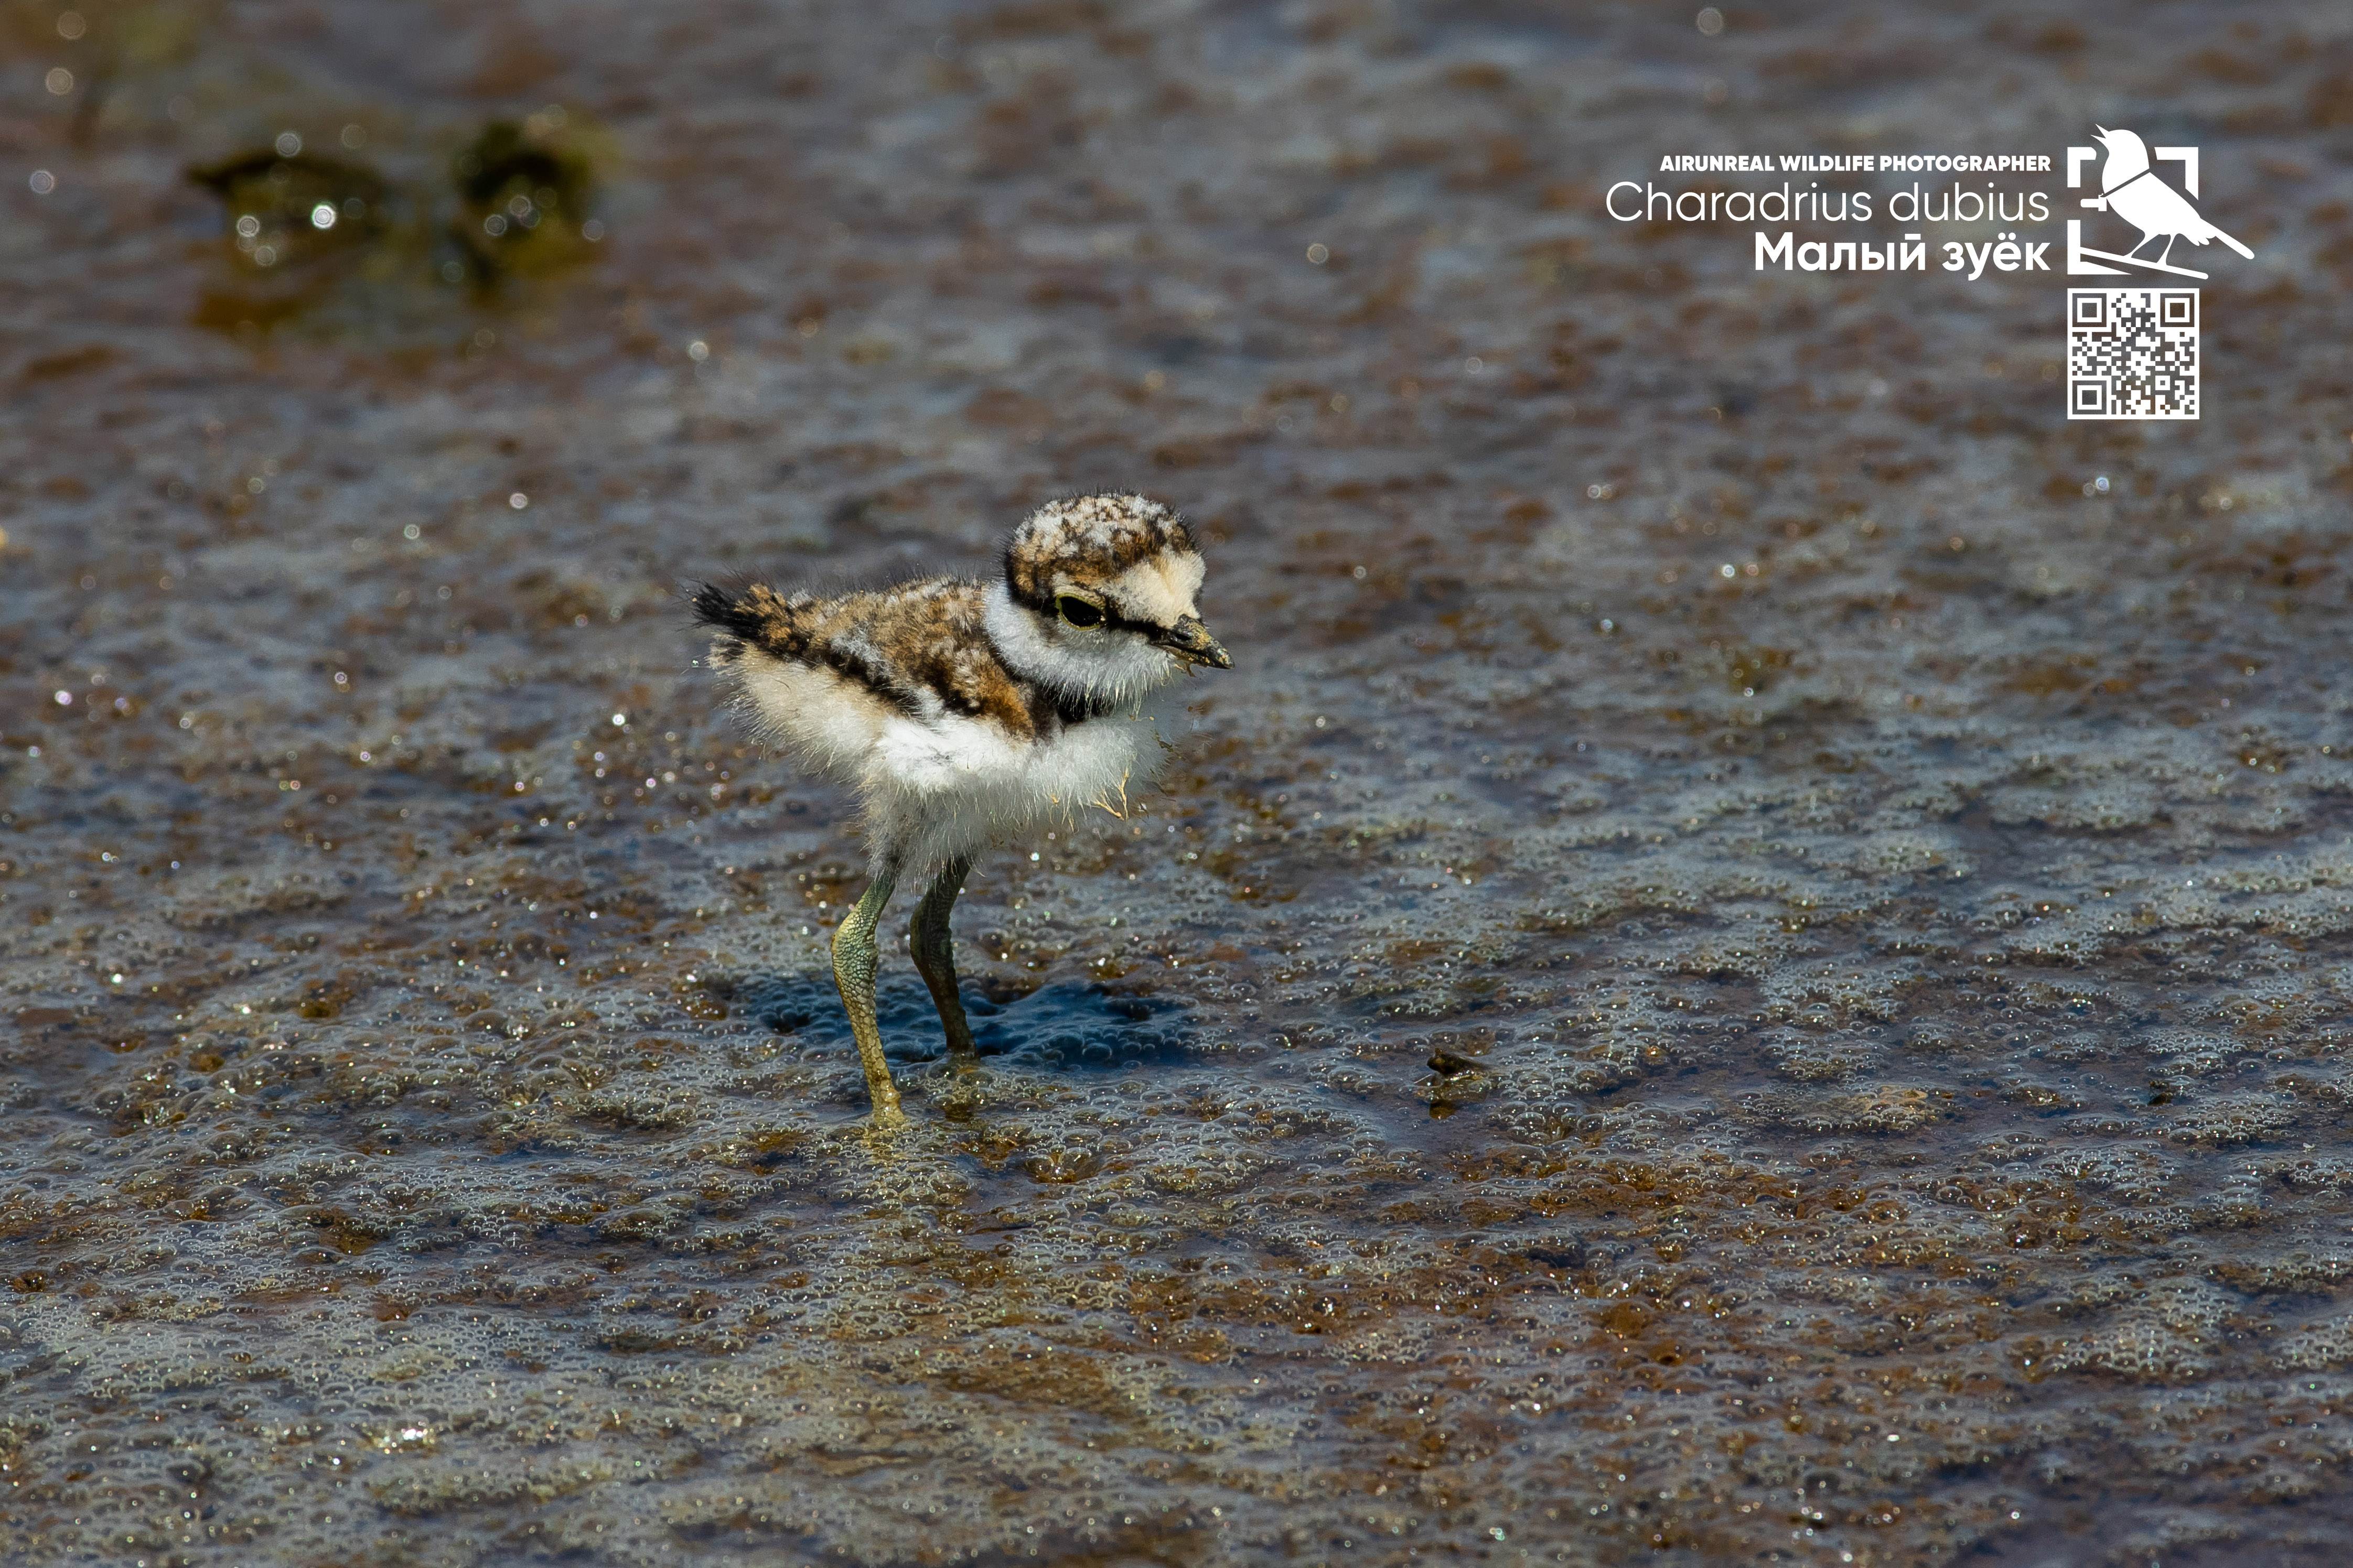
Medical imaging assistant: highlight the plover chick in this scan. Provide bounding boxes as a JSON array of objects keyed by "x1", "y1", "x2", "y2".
[{"x1": 693, "y1": 493, "x2": 1230, "y2": 1126}]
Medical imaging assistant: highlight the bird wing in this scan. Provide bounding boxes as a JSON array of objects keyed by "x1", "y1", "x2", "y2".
[
  {"x1": 2116, "y1": 180, "x2": 2250, "y2": 255},
  {"x1": 2113, "y1": 180, "x2": 2204, "y2": 236}
]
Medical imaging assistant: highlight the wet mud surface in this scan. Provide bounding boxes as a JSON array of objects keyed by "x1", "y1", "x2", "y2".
[{"x1": 8, "y1": 2, "x2": 2353, "y2": 1564}]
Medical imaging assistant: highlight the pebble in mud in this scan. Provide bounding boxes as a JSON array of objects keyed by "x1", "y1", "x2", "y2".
[{"x1": 5, "y1": 3, "x2": 2353, "y2": 1566}]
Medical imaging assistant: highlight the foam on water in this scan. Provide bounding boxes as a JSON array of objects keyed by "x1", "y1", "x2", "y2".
[{"x1": 6, "y1": 2, "x2": 2353, "y2": 1564}]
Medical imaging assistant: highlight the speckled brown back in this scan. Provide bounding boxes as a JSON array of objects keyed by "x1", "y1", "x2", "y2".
[{"x1": 694, "y1": 577, "x2": 1075, "y2": 737}]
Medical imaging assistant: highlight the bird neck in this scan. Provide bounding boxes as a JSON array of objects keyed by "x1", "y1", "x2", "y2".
[
  {"x1": 980, "y1": 579, "x2": 1171, "y2": 719},
  {"x1": 2100, "y1": 147, "x2": 2148, "y2": 186}
]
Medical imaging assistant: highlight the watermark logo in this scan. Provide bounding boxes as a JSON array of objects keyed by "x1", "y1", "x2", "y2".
[
  {"x1": 2067, "y1": 288, "x2": 2197, "y2": 420},
  {"x1": 2063, "y1": 128, "x2": 2249, "y2": 421},
  {"x1": 1599, "y1": 136, "x2": 2259, "y2": 423},
  {"x1": 2067, "y1": 129, "x2": 2250, "y2": 279}
]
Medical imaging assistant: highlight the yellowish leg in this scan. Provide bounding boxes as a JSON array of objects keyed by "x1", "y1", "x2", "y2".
[
  {"x1": 910, "y1": 856, "x2": 977, "y2": 1064},
  {"x1": 831, "y1": 867, "x2": 904, "y2": 1126}
]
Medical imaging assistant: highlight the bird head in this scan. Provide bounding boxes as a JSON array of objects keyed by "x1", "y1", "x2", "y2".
[
  {"x1": 992, "y1": 493, "x2": 1230, "y2": 704},
  {"x1": 2093, "y1": 126, "x2": 2150, "y2": 166}
]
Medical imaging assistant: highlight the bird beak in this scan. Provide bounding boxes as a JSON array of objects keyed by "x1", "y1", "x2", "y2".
[{"x1": 1154, "y1": 615, "x2": 1231, "y2": 669}]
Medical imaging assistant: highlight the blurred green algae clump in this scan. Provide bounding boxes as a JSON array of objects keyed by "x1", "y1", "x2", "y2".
[
  {"x1": 447, "y1": 111, "x2": 604, "y2": 284},
  {"x1": 188, "y1": 143, "x2": 390, "y2": 259},
  {"x1": 184, "y1": 109, "x2": 606, "y2": 336}
]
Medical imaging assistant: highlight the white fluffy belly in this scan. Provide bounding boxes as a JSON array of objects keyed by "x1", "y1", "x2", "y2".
[
  {"x1": 865, "y1": 707, "x2": 1161, "y2": 870},
  {"x1": 734, "y1": 650, "x2": 1168, "y2": 871}
]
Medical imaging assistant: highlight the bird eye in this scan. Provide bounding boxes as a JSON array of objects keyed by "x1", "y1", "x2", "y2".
[{"x1": 1056, "y1": 596, "x2": 1103, "y2": 628}]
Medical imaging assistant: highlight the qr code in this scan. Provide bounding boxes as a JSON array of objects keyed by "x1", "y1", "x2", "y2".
[{"x1": 2068, "y1": 288, "x2": 2198, "y2": 420}]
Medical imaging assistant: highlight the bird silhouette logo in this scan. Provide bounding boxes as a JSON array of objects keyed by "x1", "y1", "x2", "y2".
[{"x1": 2068, "y1": 128, "x2": 2252, "y2": 279}]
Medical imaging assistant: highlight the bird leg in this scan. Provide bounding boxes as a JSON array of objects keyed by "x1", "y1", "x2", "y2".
[
  {"x1": 909, "y1": 855, "x2": 979, "y2": 1066},
  {"x1": 2156, "y1": 232, "x2": 2177, "y2": 268},
  {"x1": 831, "y1": 863, "x2": 904, "y2": 1126}
]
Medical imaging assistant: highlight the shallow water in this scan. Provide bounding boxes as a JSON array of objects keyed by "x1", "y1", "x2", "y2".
[{"x1": 7, "y1": 2, "x2": 2353, "y2": 1563}]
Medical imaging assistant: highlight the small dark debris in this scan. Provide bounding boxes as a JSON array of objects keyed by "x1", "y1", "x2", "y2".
[{"x1": 1428, "y1": 1049, "x2": 1481, "y2": 1076}]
